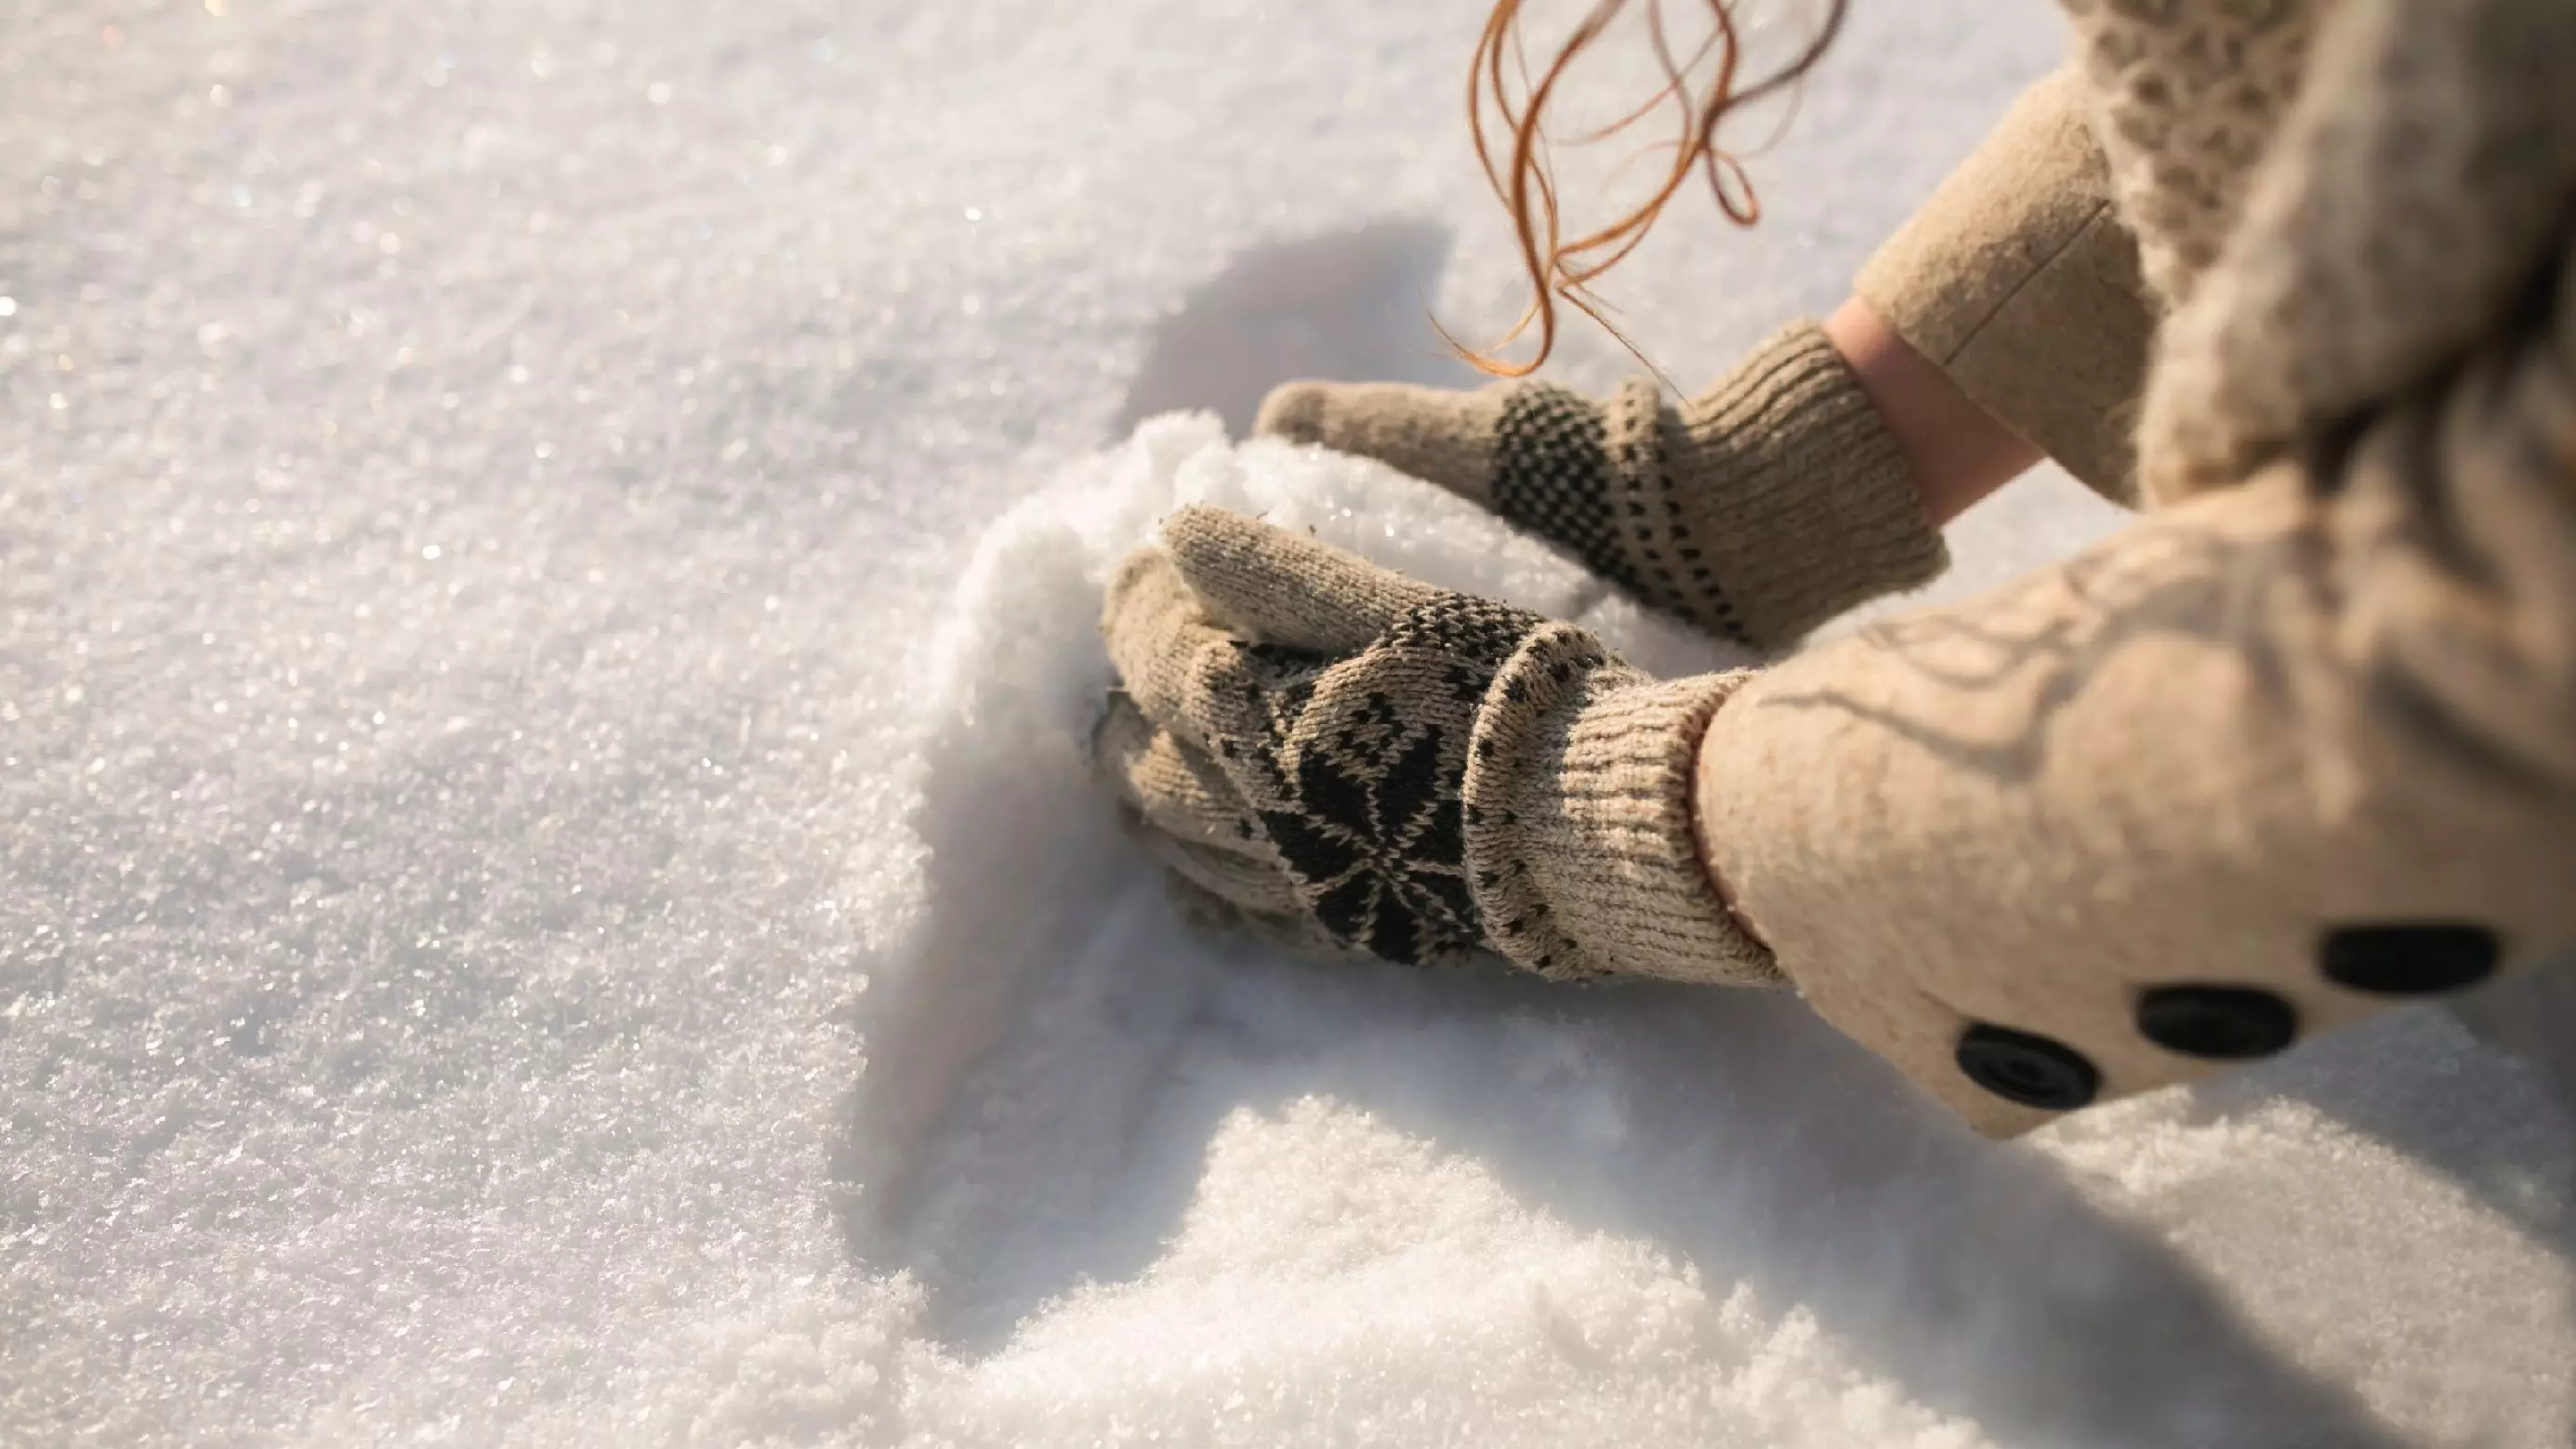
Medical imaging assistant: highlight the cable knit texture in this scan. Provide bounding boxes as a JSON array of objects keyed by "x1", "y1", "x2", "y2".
[
  {"x1": 1257, "y1": 322, "x2": 1944, "y2": 649},
  {"x1": 2055, "y1": 0, "x2": 2318, "y2": 310},
  {"x1": 1096, "y1": 505, "x2": 1771, "y2": 984},
  {"x1": 2130, "y1": 0, "x2": 2576, "y2": 502},
  {"x1": 2056, "y1": 0, "x2": 2576, "y2": 504}
]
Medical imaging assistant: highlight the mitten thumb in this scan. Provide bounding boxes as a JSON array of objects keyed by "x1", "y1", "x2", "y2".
[
  {"x1": 1254, "y1": 379, "x2": 1510, "y2": 507},
  {"x1": 1156, "y1": 505, "x2": 1447, "y2": 655}
]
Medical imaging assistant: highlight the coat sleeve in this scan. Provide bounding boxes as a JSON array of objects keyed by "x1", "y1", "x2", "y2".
[
  {"x1": 1855, "y1": 67, "x2": 2158, "y2": 507},
  {"x1": 1695, "y1": 232, "x2": 2576, "y2": 1138}
]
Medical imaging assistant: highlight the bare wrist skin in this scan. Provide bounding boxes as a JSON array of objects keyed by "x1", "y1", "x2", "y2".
[
  {"x1": 1688, "y1": 295, "x2": 2039, "y2": 948},
  {"x1": 1823, "y1": 295, "x2": 2040, "y2": 527}
]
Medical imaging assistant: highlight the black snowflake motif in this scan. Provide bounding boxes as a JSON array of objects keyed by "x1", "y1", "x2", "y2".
[{"x1": 1251, "y1": 695, "x2": 1479, "y2": 967}]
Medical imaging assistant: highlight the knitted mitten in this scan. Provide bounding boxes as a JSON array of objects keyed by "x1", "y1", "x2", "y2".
[
  {"x1": 1252, "y1": 322, "x2": 1944, "y2": 649},
  {"x1": 1096, "y1": 504, "x2": 1777, "y2": 986}
]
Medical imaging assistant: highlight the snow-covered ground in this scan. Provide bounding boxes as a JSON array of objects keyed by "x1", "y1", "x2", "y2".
[{"x1": 4, "y1": 1, "x2": 2571, "y2": 1444}]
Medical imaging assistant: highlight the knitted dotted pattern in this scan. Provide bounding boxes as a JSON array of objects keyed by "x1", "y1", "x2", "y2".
[
  {"x1": 1490, "y1": 386, "x2": 1626, "y2": 586},
  {"x1": 1460, "y1": 626, "x2": 1625, "y2": 981},
  {"x1": 1493, "y1": 380, "x2": 1750, "y2": 643}
]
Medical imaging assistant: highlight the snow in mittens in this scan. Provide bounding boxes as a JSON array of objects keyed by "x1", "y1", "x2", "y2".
[{"x1": 3, "y1": 1, "x2": 2571, "y2": 1446}]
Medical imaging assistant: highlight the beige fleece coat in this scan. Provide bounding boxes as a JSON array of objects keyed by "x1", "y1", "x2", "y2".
[{"x1": 1706, "y1": 0, "x2": 2576, "y2": 1135}]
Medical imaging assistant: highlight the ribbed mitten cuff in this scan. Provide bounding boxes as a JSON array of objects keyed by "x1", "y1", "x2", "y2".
[
  {"x1": 1463, "y1": 631, "x2": 1779, "y2": 986},
  {"x1": 1657, "y1": 322, "x2": 1950, "y2": 647}
]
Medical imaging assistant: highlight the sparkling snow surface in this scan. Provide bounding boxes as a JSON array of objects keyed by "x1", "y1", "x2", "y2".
[{"x1": 4, "y1": 2, "x2": 2573, "y2": 1445}]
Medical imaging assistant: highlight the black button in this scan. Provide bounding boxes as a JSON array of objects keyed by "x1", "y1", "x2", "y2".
[
  {"x1": 2319, "y1": 924, "x2": 2500, "y2": 995},
  {"x1": 2136, "y1": 985, "x2": 2298, "y2": 1060},
  {"x1": 1956, "y1": 1024, "x2": 2099, "y2": 1111}
]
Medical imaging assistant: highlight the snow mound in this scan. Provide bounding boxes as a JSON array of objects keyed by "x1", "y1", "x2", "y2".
[{"x1": 862, "y1": 419, "x2": 2576, "y2": 1446}]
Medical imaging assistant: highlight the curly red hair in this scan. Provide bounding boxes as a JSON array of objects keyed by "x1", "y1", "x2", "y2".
[{"x1": 1454, "y1": 0, "x2": 1849, "y2": 376}]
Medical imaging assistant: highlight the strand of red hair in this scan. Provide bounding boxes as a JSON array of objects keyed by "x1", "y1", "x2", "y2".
[{"x1": 1447, "y1": 0, "x2": 1850, "y2": 378}]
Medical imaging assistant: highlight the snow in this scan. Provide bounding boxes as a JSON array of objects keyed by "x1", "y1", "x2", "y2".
[{"x1": 3, "y1": 1, "x2": 2571, "y2": 1445}]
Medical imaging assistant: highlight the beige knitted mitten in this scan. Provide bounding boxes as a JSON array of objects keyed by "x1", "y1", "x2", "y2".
[
  {"x1": 1097, "y1": 504, "x2": 1777, "y2": 986},
  {"x1": 1252, "y1": 322, "x2": 1944, "y2": 649}
]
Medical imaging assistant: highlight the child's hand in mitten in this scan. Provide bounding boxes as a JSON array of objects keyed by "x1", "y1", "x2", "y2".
[
  {"x1": 1095, "y1": 504, "x2": 1776, "y2": 986},
  {"x1": 1253, "y1": 323, "x2": 1945, "y2": 649}
]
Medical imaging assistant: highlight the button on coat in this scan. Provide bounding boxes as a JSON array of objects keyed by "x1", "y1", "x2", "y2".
[
  {"x1": 2320, "y1": 925, "x2": 2502, "y2": 995},
  {"x1": 2136, "y1": 985, "x2": 2300, "y2": 1060},
  {"x1": 1956, "y1": 1024, "x2": 2101, "y2": 1110}
]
